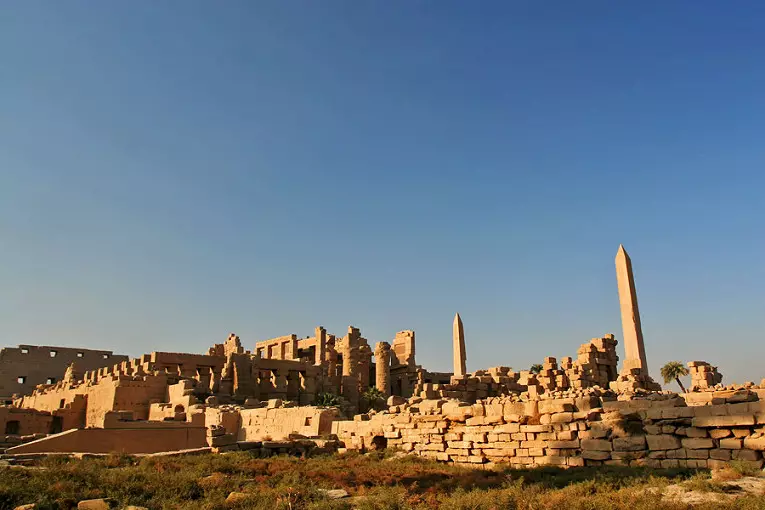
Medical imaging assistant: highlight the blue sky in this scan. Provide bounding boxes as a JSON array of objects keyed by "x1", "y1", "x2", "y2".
[{"x1": 1, "y1": 1, "x2": 763, "y2": 385}]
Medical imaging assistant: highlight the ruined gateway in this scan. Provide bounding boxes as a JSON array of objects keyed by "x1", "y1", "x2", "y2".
[{"x1": 2, "y1": 246, "x2": 764, "y2": 471}]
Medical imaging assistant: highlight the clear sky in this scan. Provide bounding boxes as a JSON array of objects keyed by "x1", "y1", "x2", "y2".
[{"x1": 1, "y1": 2, "x2": 763, "y2": 386}]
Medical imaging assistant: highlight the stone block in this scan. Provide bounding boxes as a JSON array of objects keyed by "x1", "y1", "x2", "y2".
[
  {"x1": 681, "y1": 438, "x2": 713, "y2": 449},
  {"x1": 77, "y1": 500, "x2": 116, "y2": 510},
  {"x1": 709, "y1": 449, "x2": 731, "y2": 461},
  {"x1": 743, "y1": 437, "x2": 765, "y2": 451},
  {"x1": 686, "y1": 449, "x2": 709, "y2": 459},
  {"x1": 581, "y1": 439, "x2": 612, "y2": 451},
  {"x1": 733, "y1": 449, "x2": 762, "y2": 461},
  {"x1": 550, "y1": 412, "x2": 574, "y2": 424},
  {"x1": 582, "y1": 450, "x2": 611, "y2": 460},
  {"x1": 709, "y1": 429, "x2": 731, "y2": 439},
  {"x1": 685, "y1": 427, "x2": 708, "y2": 438},
  {"x1": 613, "y1": 436, "x2": 646, "y2": 452},
  {"x1": 692, "y1": 415, "x2": 755, "y2": 428},
  {"x1": 538, "y1": 400, "x2": 574, "y2": 414},
  {"x1": 547, "y1": 440, "x2": 580, "y2": 449},
  {"x1": 646, "y1": 435, "x2": 681, "y2": 450},
  {"x1": 719, "y1": 438, "x2": 742, "y2": 449},
  {"x1": 587, "y1": 425, "x2": 610, "y2": 439}
]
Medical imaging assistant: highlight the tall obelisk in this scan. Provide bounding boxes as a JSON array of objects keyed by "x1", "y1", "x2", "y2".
[
  {"x1": 453, "y1": 313, "x2": 467, "y2": 377},
  {"x1": 615, "y1": 245, "x2": 648, "y2": 372}
]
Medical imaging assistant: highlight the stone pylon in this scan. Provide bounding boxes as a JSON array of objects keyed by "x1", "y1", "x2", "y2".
[
  {"x1": 453, "y1": 313, "x2": 467, "y2": 377},
  {"x1": 615, "y1": 245, "x2": 648, "y2": 373}
]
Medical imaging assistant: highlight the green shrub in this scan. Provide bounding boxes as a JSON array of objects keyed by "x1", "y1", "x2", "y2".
[{"x1": 315, "y1": 392, "x2": 341, "y2": 407}]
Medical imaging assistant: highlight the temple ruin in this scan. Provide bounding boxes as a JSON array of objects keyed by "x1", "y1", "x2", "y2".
[{"x1": 1, "y1": 245, "x2": 763, "y2": 472}]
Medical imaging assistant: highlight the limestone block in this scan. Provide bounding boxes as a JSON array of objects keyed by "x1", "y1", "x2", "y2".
[
  {"x1": 732, "y1": 428, "x2": 752, "y2": 438},
  {"x1": 521, "y1": 425, "x2": 551, "y2": 433},
  {"x1": 582, "y1": 450, "x2": 611, "y2": 460},
  {"x1": 547, "y1": 440, "x2": 580, "y2": 449},
  {"x1": 613, "y1": 436, "x2": 647, "y2": 452},
  {"x1": 495, "y1": 423, "x2": 521, "y2": 433},
  {"x1": 646, "y1": 435, "x2": 681, "y2": 450},
  {"x1": 535, "y1": 455, "x2": 567, "y2": 466},
  {"x1": 709, "y1": 449, "x2": 731, "y2": 461},
  {"x1": 587, "y1": 425, "x2": 610, "y2": 439},
  {"x1": 743, "y1": 437, "x2": 765, "y2": 451},
  {"x1": 520, "y1": 440, "x2": 547, "y2": 449},
  {"x1": 733, "y1": 449, "x2": 762, "y2": 461},
  {"x1": 77, "y1": 500, "x2": 115, "y2": 510},
  {"x1": 581, "y1": 439, "x2": 612, "y2": 451},
  {"x1": 661, "y1": 407, "x2": 694, "y2": 419},
  {"x1": 644, "y1": 425, "x2": 662, "y2": 435},
  {"x1": 681, "y1": 438, "x2": 714, "y2": 449},
  {"x1": 686, "y1": 449, "x2": 709, "y2": 459},
  {"x1": 692, "y1": 415, "x2": 755, "y2": 428},
  {"x1": 709, "y1": 429, "x2": 732, "y2": 439},
  {"x1": 666, "y1": 448, "x2": 687, "y2": 459},
  {"x1": 550, "y1": 412, "x2": 574, "y2": 424},
  {"x1": 685, "y1": 427, "x2": 708, "y2": 438},
  {"x1": 209, "y1": 434, "x2": 236, "y2": 447},
  {"x1": 538, "y1": 400, "x2": 574, "y2": 414},
  {"x1": 612, "y1": 451, "x2": 646, "y2": 460}
]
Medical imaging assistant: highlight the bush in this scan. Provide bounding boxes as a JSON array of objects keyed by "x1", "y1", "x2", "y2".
[
  {"x1": 315, "y1": 392, "x2": 341, "y2": 407},
  {"x1": 361, "y1": 387, "x2": 386, "y2": 412}
]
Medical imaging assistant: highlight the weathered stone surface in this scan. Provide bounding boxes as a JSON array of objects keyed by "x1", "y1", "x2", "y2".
[
  {"x1": 225, "y1": 492, "x2": 252, "y2": 506},
  {"x1": 692, "y1": 415, "x2": 755, "y2": 428},
  {"x1": 615, "y1": 245, "x2": 647, "y2": 373},
  {"x1": 319, "y1": 489, "x2": 350, "y2": 500},
  {"x1": 613, "y1": 436, "x2": 646, "y2": 451},
  {"x1": 581, "y1": 439, "x2": 612, "y2": 451},
  {"x1": 452, "y1": 313, "x2": 467, "y2": 377},
  {"x1": 582, "y1": 450, "x2": 611, "y2": 460},
  {"x1": 646, "y1": 435, "x2": 682, "y2": 450},
  {"x1": 77, "y1": 500, "x2": 116, "y2": 510},
  {"x1": 681, "y1": 438, "x2": 714, "y2": 449},
  {"x1": 743, "y1": 437, "x2": 765, "y2": 451},
  {"x1": 719, "y1": 438, "x2": 743, "y2": 449}
]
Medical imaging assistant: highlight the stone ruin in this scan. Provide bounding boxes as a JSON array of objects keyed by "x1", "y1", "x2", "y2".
[
  {"x1": 1, "y1": 245, "x2": 763, "y2": 472},
  {"x1": 689, "y1": 361, "x2": 724, "y2": 391}
]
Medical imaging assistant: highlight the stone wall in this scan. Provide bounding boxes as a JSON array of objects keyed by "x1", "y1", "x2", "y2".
[
  {"x1": 236, "y1": 405, "x2": 340, "y2": 441},
  {"x1": 0, "y1": 345, "x2": 128, "y2": 402},
  {"x1": 1, "y1": 406, "x2": 54, "y2": 437},
  {"x1": 331, "y1": 391, "x2": 765, "y2": 470},
  {"x1": 5, "y1": 422, "x2": 207, "y2": 455}
]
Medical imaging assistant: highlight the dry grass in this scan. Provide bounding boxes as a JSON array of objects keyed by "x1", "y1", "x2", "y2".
[{"x1": 0, "y1": 451, "x2": 763, "y2": 510}]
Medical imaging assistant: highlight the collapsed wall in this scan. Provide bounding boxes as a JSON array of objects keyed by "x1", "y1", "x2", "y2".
[{"x1": 332, "y1": 388, "x2": 765, "y2": 470}]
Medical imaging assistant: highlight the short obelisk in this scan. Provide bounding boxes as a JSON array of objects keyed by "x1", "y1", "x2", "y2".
[
  {"x1": 453, "y1": 313, "x2": 467, "y2": 377},
  {"x1": 615, "y1": 245, "x2": 648, "y2": 372}
]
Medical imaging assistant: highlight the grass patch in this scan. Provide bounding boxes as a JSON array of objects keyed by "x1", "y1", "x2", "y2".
[{"x1": 0, "y1": 452, "x2": 762, "y2": 509}]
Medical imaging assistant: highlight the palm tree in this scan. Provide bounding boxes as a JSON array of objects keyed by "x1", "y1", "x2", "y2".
[
  {"x1": 660, "y1": 361, "x2": 689, "y2": 393},
  {"x1": 529, "y1": 364, "x2": 543, "y2": 375}
]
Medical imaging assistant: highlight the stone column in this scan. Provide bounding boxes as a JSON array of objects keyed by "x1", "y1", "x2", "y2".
[
  {"x1": 374, "y1": 342, "x2": 391, "y2": 396},
  {"x1": 358, "y1": 342, "x2": 372, "y2": 391},
  {"x1": 453, "y1": 313, "x2": 467, "y2": 377},
  {"x1": 314, "y1": 326, "x2": 327, "y2": 365},
  {"x1": 341, "y1": 327, "x2": 360, "y2": 408},
  {"x1": 615, "y1": 245, "x2": 648, "y2": 372}
]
